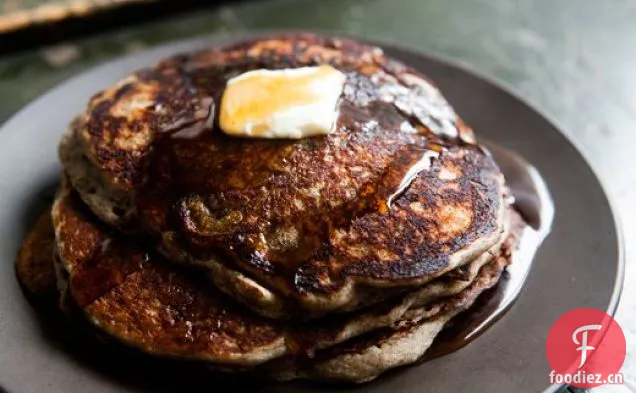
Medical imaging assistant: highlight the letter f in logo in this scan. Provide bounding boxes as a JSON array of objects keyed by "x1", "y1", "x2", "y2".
[{"x1": 572, "y1": 324, "x2": 602, "y2": 368}]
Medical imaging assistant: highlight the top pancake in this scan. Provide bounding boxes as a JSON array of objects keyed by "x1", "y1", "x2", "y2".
[{"x1": 62, "y1": 33, "x2": 508, "y2": 317}]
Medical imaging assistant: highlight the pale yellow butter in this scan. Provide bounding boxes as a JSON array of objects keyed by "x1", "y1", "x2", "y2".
[{"x1": 219, "y1": 66, "x2": 346, "y2": 139}]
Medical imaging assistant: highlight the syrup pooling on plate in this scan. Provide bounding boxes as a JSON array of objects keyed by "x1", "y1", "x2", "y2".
[{"x1": 424, "y1": 141, "x2": 554, "y2": 359}]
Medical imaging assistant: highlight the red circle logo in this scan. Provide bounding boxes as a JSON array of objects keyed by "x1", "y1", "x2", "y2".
[{"x1": 546, "y1": 308, "x2": 626, "y2": 388}]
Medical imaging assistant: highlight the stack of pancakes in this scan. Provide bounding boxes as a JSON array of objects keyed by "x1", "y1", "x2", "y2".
[{"x1": 17, "y1": 34, "x2": 526, "y2": 383}]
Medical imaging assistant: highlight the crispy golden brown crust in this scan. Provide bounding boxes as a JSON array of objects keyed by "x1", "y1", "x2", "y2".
[{"x1": 64, "y1": 33, "x2": 506, "y2": 316}]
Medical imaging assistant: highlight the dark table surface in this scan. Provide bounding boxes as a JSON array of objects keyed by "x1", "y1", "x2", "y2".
[{"x1": 0, "y1": 0, "x2": 633, "y2": 392}]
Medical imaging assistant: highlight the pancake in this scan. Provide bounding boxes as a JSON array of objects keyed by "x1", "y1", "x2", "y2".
[
  {"x1": 17, "y1": 221, "x2": 508, "y2": 384},
  {"x1": 60, "y1": 34, "x2": 508, "y2": 318},
  {"x1": 266, "y1": 253, "x2": 509, "y2": 383},
  {"x1": 15, "y1": 209, "x2": 58, "y2": 299},
  {"x1": 52, "y1": 180, "x2": 286, "y2": 366},
  {"x1": 50, "y1": 176, "x2": 518, "y2": 369}
]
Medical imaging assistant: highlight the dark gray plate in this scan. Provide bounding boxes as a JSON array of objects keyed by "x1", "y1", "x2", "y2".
[{"x1": 0, "y1": 32, "x2": 623, "y2": 393}]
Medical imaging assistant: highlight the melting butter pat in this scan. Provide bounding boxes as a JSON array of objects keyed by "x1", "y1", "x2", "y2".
[{"x1": 219, "y1": 66, "x2": 346, "y2": 139}]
